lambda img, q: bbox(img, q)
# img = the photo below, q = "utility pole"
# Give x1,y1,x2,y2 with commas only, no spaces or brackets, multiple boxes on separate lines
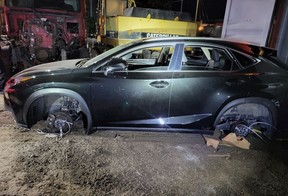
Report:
195,0,199,23
173,0,184,12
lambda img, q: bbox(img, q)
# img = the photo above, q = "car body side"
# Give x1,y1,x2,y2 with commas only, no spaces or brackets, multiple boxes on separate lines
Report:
3,38,288,135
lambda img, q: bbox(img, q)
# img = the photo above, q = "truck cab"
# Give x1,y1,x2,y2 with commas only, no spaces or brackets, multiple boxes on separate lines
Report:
0,0,88,89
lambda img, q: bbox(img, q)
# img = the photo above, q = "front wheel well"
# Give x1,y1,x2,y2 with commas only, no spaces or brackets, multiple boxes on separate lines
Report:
26,92,92,134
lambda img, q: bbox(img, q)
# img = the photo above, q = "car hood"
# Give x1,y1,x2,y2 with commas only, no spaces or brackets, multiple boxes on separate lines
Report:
14,59,84,77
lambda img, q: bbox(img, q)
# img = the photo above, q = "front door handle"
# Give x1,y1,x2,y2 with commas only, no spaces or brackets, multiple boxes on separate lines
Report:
150,80,170,88
268,83,282,89
225,79,246,86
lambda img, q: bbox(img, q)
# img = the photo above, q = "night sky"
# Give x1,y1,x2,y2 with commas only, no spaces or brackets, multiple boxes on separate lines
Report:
179,0,227,22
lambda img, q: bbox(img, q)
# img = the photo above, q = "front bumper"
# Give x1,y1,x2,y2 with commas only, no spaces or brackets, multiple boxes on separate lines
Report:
3,92,28,128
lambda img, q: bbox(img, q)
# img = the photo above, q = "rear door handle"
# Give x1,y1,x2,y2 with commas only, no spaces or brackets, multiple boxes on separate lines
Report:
150,80,170,88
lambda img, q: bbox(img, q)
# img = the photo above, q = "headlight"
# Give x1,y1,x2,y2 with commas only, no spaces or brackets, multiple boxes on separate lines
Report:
4,76,34,95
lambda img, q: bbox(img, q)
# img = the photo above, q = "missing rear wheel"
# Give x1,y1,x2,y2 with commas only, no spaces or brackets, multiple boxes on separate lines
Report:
215,102,276,140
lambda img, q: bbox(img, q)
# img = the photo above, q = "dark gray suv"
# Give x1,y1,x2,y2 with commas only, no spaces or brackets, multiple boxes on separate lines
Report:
4,37,288,139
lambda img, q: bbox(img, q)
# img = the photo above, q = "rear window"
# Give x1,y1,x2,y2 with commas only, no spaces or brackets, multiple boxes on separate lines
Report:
231,50,257,68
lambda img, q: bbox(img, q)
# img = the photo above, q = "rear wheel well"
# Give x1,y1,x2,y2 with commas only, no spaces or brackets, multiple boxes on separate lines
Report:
214,97,277,138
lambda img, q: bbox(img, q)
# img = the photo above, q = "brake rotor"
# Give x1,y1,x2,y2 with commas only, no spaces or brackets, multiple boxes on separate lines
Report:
46,112,74,134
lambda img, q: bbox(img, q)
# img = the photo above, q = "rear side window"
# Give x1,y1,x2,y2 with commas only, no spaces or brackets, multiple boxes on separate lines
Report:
231,50,257,67
182,46,233,71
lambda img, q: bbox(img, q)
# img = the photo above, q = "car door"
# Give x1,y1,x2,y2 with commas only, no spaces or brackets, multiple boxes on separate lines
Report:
90,43,182,129
167,44,253,130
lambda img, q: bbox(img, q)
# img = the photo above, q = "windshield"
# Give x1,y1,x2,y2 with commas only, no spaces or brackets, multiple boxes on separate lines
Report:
84,41,138,67
5,0,80,12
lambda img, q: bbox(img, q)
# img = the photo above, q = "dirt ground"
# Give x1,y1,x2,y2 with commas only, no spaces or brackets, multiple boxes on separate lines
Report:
1,93,288,196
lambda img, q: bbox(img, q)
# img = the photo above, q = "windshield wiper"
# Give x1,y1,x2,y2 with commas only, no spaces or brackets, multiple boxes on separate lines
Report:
75,59,88,68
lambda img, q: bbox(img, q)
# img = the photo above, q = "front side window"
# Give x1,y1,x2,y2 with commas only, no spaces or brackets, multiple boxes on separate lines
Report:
121,46,174,71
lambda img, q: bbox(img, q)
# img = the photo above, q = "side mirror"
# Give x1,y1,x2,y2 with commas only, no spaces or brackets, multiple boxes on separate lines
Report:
104,57,128,76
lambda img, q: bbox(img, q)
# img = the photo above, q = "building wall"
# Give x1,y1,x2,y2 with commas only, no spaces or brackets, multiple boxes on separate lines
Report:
276,0,288,63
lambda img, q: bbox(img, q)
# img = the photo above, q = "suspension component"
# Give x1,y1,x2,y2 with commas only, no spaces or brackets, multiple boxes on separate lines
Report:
60,96,80,121
234,124,250,138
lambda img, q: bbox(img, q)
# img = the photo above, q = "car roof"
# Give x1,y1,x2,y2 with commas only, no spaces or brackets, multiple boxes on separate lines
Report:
141,37,277,58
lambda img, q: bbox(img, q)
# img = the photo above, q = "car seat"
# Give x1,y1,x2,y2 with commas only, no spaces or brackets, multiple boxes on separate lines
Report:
206,49,220,69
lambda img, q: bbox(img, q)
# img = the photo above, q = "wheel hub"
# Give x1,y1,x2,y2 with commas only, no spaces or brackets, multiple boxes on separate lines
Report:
46,112,74,136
